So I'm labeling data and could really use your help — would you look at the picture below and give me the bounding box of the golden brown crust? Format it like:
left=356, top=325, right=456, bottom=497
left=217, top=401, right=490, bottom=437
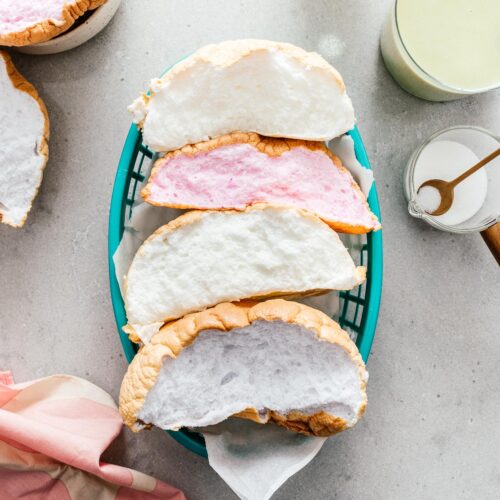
left=194, top=41, right=346, bottom=90
left=142, top=132, right=381, bottom=234
left=159, top=40, right=343, bottom=86
left=88, top=0, right=108, bottom=8
left=122, top=288, right=332, bottom=345
left=271, top=410, right=351, bottom=436
left=0, top=51, right=50, bottom=228
left=235, top=403, right=363, bottom=436
left=148, top=132, right=338, bottom=162
left=0, top=0, right=108, bottom=47
left=119, top=299, right=367, bottom=436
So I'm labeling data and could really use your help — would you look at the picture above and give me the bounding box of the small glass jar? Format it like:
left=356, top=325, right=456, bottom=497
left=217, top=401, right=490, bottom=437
left=380, top=0, right=500, bottom=101
left=404, top=126, right=500, bottom=233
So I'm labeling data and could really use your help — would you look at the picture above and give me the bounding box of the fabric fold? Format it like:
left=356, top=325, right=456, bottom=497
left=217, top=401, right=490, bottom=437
left=0, top=371, right=184, bottom=500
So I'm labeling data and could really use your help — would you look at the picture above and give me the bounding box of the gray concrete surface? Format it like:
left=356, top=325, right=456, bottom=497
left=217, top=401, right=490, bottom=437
left=1, top=1, right=499, bottom=498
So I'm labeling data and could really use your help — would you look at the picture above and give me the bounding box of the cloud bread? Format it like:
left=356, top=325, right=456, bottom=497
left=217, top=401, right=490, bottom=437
left=129, top=39, right=355, bottom=152
left=119, top=299, right=368, bottom=436
left=143, top=132, right=380, bottom=234
left=124, top=205, right=365, bottom=343
left=0, top=0, right=107, bottom=46
left=0, top=51, right=49, bottom=227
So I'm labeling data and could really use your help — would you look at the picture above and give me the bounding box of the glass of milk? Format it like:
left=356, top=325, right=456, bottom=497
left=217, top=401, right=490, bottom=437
left=381, top=0, right=500, bottom=101
left=404, top=126, right=500, bottom=233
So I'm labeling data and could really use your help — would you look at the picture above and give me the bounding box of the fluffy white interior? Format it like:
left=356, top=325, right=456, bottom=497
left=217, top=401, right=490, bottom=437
left=139, top=320, right=365, bottom=429
left=125, top=207, right=364, bottom=342
left=130, top=47, right=355, bottom=152
left=0, top=57, right=45, bottom=227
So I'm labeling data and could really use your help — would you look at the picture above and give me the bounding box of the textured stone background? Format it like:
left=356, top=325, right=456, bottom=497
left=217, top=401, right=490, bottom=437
left=1, top=1, right=499, bottom=498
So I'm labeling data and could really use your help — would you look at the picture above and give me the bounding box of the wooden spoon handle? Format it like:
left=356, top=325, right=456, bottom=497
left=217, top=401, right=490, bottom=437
left=451, top=148, right=500, bottom=187
left=481, top=221, right=500, bottom=265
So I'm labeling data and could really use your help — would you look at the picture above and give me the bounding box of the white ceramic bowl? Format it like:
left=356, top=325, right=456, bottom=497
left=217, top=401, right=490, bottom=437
left=16, top=0, right=122, bottom=55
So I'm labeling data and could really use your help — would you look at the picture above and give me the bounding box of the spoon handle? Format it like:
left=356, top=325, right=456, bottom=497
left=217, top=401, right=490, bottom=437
left=450, top=148, right=500, bottom=187
left=481, top=221, right=500, bottom=266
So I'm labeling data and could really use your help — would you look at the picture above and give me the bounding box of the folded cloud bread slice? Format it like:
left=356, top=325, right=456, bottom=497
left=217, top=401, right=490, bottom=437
left=124, top=205, right=366, bottom=343
left=129, top=39, right=355, bottom=152
left=142, top=132, right=380, bottom=234
left=119, top=299, right=368, bottom=436
left=0, top=51, right=49, bottom=227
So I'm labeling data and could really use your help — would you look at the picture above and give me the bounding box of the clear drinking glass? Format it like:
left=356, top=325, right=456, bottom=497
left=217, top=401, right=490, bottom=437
left=380, top=0, right=500, bottom=101
left=404, top=126, right=500, bottom=233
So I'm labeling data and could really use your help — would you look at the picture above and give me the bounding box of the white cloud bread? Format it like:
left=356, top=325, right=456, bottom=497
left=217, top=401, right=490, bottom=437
left=0, top=51, right=49, bottom=228
left=119, top=299, right=368, bottom=435
left=129, top=39, right=355, bottom=152
left=124, top=205, right=366, bottom=343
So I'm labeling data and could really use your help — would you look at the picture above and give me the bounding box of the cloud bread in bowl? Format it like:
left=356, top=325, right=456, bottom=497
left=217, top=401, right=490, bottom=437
left=119, top=299, right=368, bottom=436
left=124, top=205, right=366, bottom=343
left=0, top=0, right=107, bottom=46
left=142, top=132, right=380, bottom=234
left=0, top=51, right=49, bottom=227
left=129, top=39, right=355, bottom=152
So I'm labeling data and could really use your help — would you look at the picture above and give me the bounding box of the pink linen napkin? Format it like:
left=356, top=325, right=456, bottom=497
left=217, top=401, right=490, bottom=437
left=0, top=371, right=185, bottom=500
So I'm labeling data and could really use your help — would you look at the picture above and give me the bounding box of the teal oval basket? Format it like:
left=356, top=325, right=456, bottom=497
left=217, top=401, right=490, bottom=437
left=108, top=125, right=383, bottom=459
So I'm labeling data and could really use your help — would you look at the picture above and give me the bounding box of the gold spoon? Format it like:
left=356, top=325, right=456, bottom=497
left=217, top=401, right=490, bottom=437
left=417, top=147, right=500, bottom=216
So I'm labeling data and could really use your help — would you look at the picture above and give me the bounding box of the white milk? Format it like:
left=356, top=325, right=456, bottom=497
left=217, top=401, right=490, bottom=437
left=381, top=0, right=500, bottom=101
left=413, top=141, right=488, bottom=226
